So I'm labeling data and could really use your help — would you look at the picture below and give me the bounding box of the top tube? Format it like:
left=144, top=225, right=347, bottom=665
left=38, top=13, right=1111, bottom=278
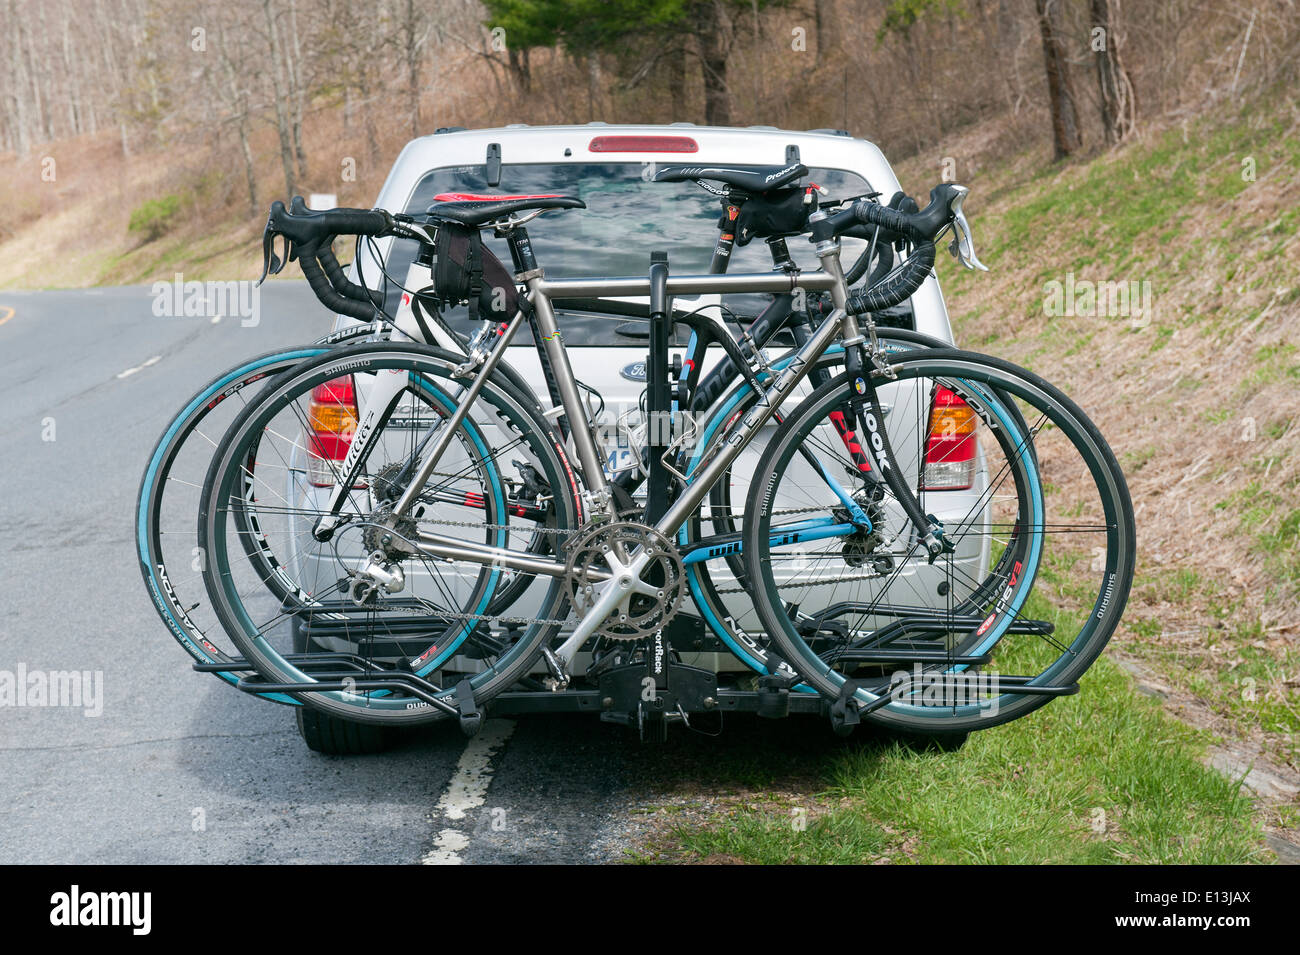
left=537, top=269, right=839, bottom=300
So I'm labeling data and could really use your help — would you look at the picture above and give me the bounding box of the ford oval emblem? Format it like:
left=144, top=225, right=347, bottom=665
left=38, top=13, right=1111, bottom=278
left=620, top=361, right=647, bottom=382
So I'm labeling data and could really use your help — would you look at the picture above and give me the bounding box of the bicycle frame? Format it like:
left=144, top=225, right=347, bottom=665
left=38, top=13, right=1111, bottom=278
left=341, top=234, right=863, bottom=667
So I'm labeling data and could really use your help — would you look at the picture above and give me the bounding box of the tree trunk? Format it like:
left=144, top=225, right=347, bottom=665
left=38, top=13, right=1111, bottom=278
left=6, top=0, right=31, bottom=156
left=666, top=43, right=687, bottom=121
left=815, top=0, right=833, bottom=56
left=287, top=0, right=309, bottom=183
left=218, top=19, right=259, bottom=216
left=1036, top=0, right=1082, bottom=159
left=357, top=72, right=380, bottom=166
left=238, top=113, right=258, bottom=216
left=17, top=10, right=45, bottom=148
left=507, top=46, right=531, bottom=92
left=587, top=54, right=600, bottom=122
left=1090, top=0, right=1138, bottom=145
left=695, top=0, right=731, bottom=126
left=405, top=0, right=422, bottom=136
left=260, top=0, right=297, bottom=197
left=62, top=12, right=83, bottom=136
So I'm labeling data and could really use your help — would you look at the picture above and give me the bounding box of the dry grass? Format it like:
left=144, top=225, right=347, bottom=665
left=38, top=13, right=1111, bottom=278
left=0, top=41, right=508, bottom=290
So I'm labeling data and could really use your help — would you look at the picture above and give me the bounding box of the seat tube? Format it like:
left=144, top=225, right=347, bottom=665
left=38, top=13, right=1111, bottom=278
left=708, top=201, right=739, bottom=273
left=525, top=275, right=614, bottom=509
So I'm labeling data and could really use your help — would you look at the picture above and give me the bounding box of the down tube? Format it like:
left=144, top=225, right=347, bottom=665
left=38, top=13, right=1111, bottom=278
left=652, top=307, right=847, bottom=538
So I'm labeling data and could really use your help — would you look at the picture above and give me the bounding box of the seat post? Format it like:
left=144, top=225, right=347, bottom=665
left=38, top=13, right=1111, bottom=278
left=646, top=251, right=672, bottom=524
left=709, top=199, right=740, bottom=274
left=503, top=224, right=538, bottom=274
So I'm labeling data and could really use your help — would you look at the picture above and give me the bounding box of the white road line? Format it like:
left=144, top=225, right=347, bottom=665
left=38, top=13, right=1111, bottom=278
left=421, top=718, right=516, bottom=865
left=116, top=355, right=162, bottom=379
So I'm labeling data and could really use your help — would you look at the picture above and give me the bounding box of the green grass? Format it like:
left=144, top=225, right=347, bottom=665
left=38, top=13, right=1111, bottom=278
left=664, top=804, right=893, bottom=864
left=657, top=657, right=1266, bottom=864
left=1217, top=481, right=1300, bottom=585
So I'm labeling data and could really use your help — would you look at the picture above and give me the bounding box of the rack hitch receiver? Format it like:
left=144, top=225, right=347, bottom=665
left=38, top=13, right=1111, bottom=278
left=596, top=631, right=717, bottom=741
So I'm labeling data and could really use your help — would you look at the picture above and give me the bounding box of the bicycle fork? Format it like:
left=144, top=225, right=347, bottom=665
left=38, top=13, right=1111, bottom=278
left=840, top=340, right=953, bottom=563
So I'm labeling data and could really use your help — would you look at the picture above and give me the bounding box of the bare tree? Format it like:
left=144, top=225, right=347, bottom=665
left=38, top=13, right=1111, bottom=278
left=259, top=0, right=298, bottom=196
left=1037, top=0, right=1083, bottom=159
left=398, top=0, right=433, bottom=135
left=695, top=0, right=732, bottom=126
left=286, top=0, right=310, bottom=183
left=665, top=41, right=688, bottom=121
left=814, top=0, right=835, bottom=57
left=1090, top=0, right=1137, bottom=144
left=213, top=15, right=260, bottom=214
left=4, top=0, right=32, bottom=156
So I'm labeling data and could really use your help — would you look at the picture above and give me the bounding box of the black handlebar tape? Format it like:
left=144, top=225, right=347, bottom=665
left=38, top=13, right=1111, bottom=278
left=853, top=183, right=962, bottom=243
left=846, top=240, right=936, bottom=315
left=315, top=208, right=391, bottom=235
left=853, top=201, right=918, bottom=240
left=317, top=243, right=381, bottom=306
left=273, top=197, right=393, bottom=244
left=299, top=250, right=376, bottom=321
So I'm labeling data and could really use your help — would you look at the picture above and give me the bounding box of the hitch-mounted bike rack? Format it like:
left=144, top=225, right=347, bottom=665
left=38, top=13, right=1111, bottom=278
left=195, top=253, right=1083, bottom=742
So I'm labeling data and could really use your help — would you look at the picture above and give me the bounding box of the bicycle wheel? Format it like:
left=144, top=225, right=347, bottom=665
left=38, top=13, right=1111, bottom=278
left=138, top=345, right=339, bottom=699
left=683, top=335, right=1038, bottom=683
left=743, top=350, right=1135, bottom=733
left=198, top=343, right=581, bottom=725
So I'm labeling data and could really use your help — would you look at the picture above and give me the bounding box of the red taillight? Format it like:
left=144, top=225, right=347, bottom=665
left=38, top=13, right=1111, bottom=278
left=312, top=378, right=355, bottom=407
left=307, top=377, right=364, bottom=487
left=588, top=135, right=699, bottom=153
left=923, top=387, right=977, bottom=490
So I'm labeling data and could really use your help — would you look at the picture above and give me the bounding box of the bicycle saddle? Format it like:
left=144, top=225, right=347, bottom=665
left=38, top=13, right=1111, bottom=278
left=653, top=163, right=808, bottom=194
left=426, top=193, right=585, bottom=226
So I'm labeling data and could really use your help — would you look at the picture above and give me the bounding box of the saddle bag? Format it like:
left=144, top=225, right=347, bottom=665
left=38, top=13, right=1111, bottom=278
left=430, top=223, right=519, bottom=320
left=730, top=188, right=811, bottom=245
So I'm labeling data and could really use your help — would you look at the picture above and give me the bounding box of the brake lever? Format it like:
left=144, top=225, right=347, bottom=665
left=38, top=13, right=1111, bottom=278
left=939, top=185, right=988, bottom=272
left=950, top=210, right=988, bottom=271
left=257, top=218, right=285, bottom=286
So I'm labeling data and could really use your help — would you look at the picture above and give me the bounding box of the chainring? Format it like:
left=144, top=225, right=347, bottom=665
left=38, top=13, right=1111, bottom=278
left=563, top=521, right=686, bottom=642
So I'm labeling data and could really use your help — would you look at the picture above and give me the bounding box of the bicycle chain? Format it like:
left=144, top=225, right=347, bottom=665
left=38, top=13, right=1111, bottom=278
left=347, top=505, right=839, bottom=631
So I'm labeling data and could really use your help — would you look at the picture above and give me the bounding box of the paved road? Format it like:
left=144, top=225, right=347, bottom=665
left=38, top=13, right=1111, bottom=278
left=0, top=284, right=842, bottom=864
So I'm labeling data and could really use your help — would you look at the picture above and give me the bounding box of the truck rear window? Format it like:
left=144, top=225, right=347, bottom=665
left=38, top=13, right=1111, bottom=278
left=372, top=162, right=872, bottom=337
